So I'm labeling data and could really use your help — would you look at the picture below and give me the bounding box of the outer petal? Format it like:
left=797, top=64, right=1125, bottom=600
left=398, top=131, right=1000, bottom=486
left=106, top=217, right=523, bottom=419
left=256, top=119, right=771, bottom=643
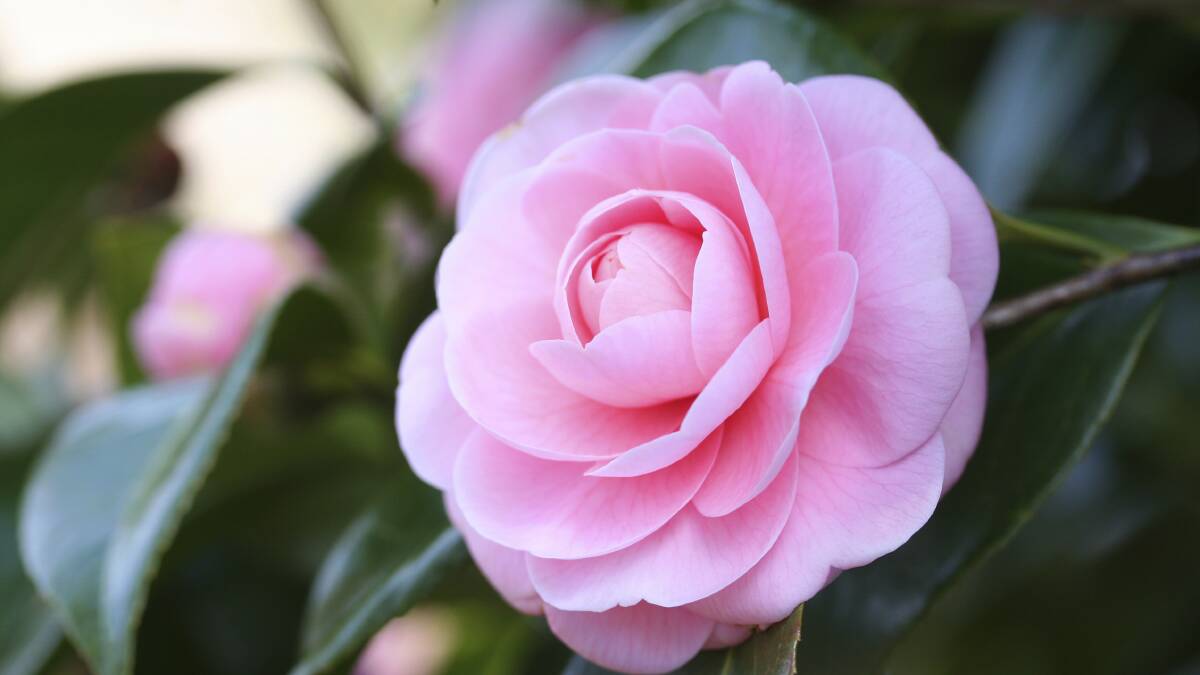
left=454, top=429, right=718, bottom=560
left=545, top=604, right=713, bottom=675
left=692, top=252, right=857, bottom=517
left=396, top=313, right=475, bottom=489
left=445, top=496, right=542, bottom=615
left=940, top=325, right=988, bottom=492
left=921, top=152, right=999, bottom=323
left=718, top=62, right=838, bottom=268
left=527, top=453, right=797, bottom=611
left=800, top=75, right=997, bottom=322
left=689, top=434, right=945, bottom=626
left=531, top=311, right=707, bottom=408
left=799, top=148, right=969, bottom=468
left=458, top=76, right=661, bottom=221
left=445, top=299, right=688, bottom=460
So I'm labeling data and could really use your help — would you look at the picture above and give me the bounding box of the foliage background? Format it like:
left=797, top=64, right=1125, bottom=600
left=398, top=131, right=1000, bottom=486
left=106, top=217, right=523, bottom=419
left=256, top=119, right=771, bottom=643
left=1, top=1, right=1199, bottom=674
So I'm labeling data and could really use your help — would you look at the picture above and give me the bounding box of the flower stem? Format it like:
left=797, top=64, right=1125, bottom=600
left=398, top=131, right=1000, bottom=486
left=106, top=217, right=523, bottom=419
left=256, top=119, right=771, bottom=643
left=982, top=242, right=1200, bottom=330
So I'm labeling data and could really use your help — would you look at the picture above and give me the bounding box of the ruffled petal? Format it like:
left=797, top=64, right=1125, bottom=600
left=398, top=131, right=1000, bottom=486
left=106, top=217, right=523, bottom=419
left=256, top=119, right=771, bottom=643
left=940, top=326, right=988, bottom=492
left=689, top=434, right=945, bottom=626
left=396, top=313, right=475, bottom=489
left=545, top=604, right=714, bottom=675
left=528, top=452, right=797, bottom=610
left=454, top=429, right=718, bottom=560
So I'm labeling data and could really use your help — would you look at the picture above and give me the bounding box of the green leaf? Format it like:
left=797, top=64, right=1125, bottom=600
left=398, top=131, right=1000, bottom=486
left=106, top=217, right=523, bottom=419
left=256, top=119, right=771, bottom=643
left=792, top=282, right=1167, bottom=674
left=0, top=458, right=59, bottom=675
left=563, top=607, right=803, bottom=675
left=291, top=493, right=466, bottom=675
left=18, top=301, right=280, bottom=675
left=618, top=0, right=884, bottom=82
left=91, top=214, right=181, bottom=385
left=294, top=138, right=445, bottom=360
left=0, top=70, right=225, bottom=309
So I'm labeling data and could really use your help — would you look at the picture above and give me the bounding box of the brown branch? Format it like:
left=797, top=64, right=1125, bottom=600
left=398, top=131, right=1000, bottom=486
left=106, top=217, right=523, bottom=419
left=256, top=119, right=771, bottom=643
left=981, top=243, right=1200, bottom=331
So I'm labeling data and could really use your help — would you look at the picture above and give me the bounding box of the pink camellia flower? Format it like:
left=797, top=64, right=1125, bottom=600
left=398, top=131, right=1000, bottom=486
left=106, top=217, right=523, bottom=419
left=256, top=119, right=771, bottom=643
left=132, top=228, right=316, bottom=380
left=396, top=61, right=998, bottom=673
left=402, top=0, right=600, bottom=204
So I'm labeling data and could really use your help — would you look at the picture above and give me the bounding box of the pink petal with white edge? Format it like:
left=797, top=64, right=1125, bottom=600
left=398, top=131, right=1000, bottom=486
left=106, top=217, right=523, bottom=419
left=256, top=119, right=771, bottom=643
left=454, top=429, right=718, bottom=560
left=689, top=434, right=945, bottom=626
left=528, top=452, right=797, bottom=611
left=444, top=496, right=541, bottom=615
left=940, top=326, right=988, bottom=492
left=545, top=604, right=714, bottom=675
left=587, top=319, right=774, bottom=477
left=458, top=76, right=662, bottom=222
left=395, top=312, right=475, bottom=489
left=796, top=148, right=969, bottom=467
left=718, top=62, right=839, bottom=268
left=800, top=75, right=997, bottom=323
left=444, top=299, right=688, bottom=460
left=693, top=252, right=858, bottom=517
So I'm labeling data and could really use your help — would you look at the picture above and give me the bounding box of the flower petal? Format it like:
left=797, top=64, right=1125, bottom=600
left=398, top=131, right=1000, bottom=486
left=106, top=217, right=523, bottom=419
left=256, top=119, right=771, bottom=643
left=458, top=76, right=661, bottom=221
left=445, top=495, right=541, bottom=615
left=941, top=325, right=988, bottom=492
left=528, top=452, right=797, bottom=610
left=396, top=313, right=475, bottom=489
left=689, top=434, right=945, bottom=626
left=454, top=429, right=718, bottom=560
left=693, top=252, right=858, bottom=517
left=545, top=604, right=714, bottom=675
left=444, top=299, right=688, bottom=460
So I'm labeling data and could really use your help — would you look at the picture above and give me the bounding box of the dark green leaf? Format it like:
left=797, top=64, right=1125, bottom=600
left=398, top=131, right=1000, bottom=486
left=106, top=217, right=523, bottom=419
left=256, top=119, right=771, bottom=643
left=294, top=139, right=445, bottom=360
left=291, top=493, right=466, bottom=675
left=18, top=301, right=279, bottom=675
left=793, top=282, right=1167, bottom=674
left=0, top=458, right=59, bottom=675
left=91, top=214, right=181, bottom=385
left=0, top=70, right=225, bottom=308
left=619, top=0, right=883, bottom=82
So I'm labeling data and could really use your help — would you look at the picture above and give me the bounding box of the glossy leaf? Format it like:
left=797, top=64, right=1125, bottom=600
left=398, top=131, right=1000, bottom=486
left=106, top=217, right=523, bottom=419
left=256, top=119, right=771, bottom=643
left=91, top=214, right=181, bottom=385
left=0, top=458, right=59, bottom=675
left=619, top=0, right=884, bottom=82
left=793, top=282, right=1167, bottom=674
left=294, top=139, right=445, bottom=360
left=0, top=70, right=224, bottom=308
left=291, top=493, right=466, bottom=675
left=18, top=302, right=280, bottom=675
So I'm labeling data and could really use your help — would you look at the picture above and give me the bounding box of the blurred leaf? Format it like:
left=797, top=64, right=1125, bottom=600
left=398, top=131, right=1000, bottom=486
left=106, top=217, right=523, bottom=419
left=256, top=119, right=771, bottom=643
left=957, top=17, right=1123, bottom=209
left=18, top=300, right=279, bottom=675
left=619, top=0, right=884, bottom=81
left=91, top=214, right=181, bottom=385
left=0, top=458, right=59, bottom=675
left=563, top=607, right=803, bottom=675
left=793, top=282, right=1167, bottom=674
left=0, top=70, right=225, bottom=309
left=291, top=494, right=466, bottom=675
left=294, top=139, right=444, bottom=361
left=1019, top=209, right=1200, bottom=253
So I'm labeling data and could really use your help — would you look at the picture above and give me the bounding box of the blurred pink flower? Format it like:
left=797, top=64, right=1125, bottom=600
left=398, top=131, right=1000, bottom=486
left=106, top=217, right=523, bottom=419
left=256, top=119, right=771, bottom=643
left=396, top=60, right=998, bottom=673
left=352, top=609, right=455, bottom=675
left=132, top=227, right=316, bottom=380
left=401, top=0, right=600, bottom=205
